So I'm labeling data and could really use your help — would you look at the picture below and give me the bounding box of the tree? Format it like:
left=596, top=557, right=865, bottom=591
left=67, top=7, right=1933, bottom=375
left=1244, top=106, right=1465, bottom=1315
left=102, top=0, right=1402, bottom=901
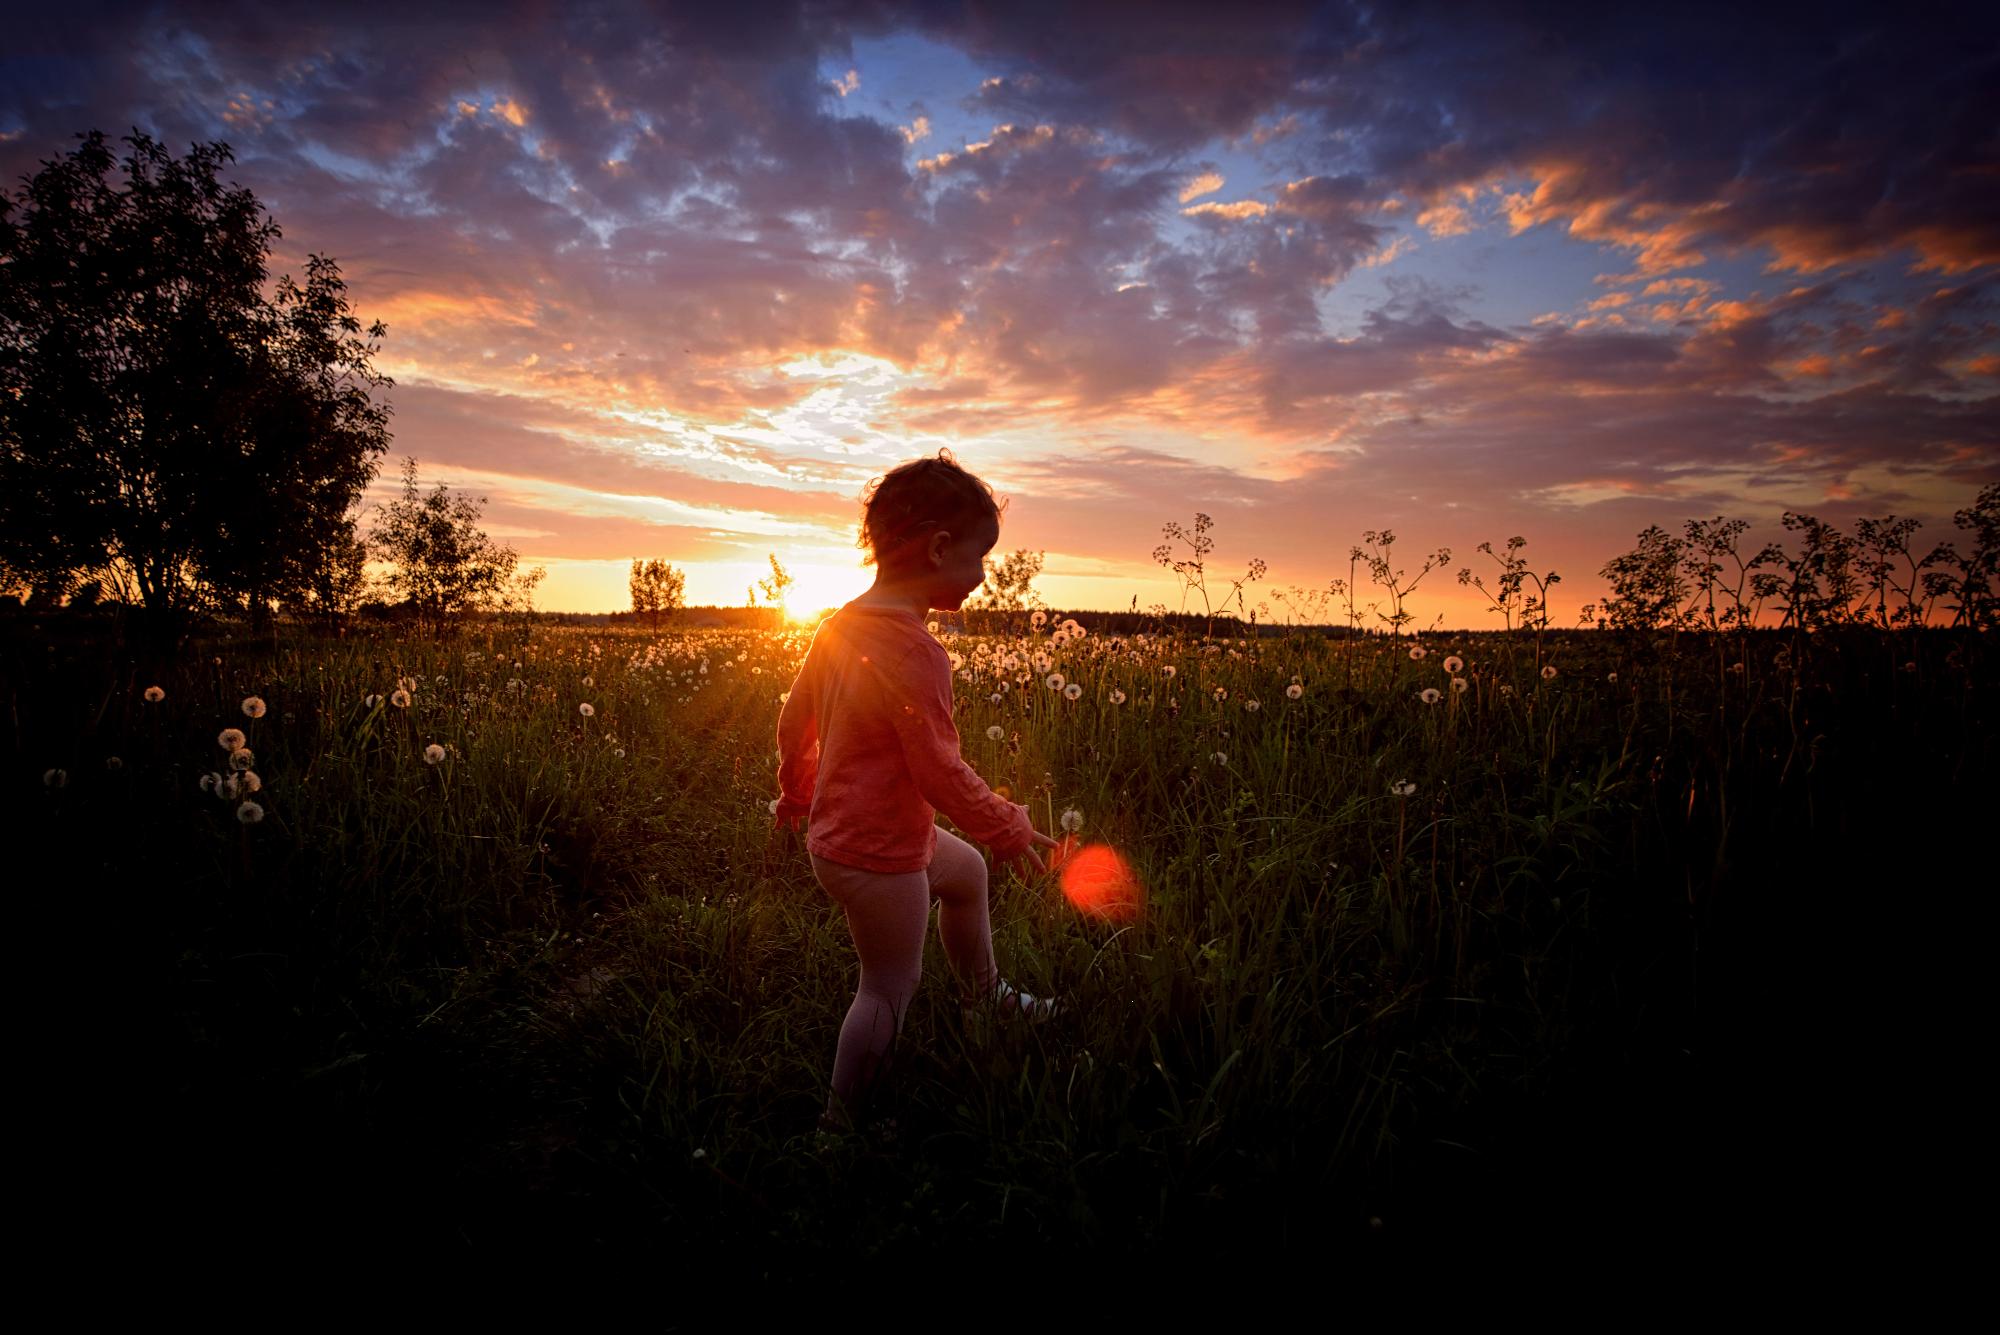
left=0, top=129, right=393, bottom=650
left=367, top=456, right=521, bottom=629
left=966, top=548, right=1046, bottom=611
left=630, top=557, right=685, bottom=629
left=1598, top=525, right=1690, bottom=632
left=755, top=553, right=793, bottom=614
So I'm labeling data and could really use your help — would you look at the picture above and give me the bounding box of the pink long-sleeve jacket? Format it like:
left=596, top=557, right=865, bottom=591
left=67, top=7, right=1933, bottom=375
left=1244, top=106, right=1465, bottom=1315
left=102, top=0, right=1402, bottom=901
left=775, top=602, right=1035, bottom=873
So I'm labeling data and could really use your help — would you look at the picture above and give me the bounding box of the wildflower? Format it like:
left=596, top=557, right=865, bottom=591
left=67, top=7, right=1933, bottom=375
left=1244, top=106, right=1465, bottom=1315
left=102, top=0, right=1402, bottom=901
left=1419, top=687, right=1442, bottom=705
left=1408, top=645, right=1428, bottom=661
left=241, top=695, right=267, bottom=719
left=1450, top=677, right=1468, bottom=695
left=583, top=675, right=595, bottom=687
left=1210, top=751, right=1228, bottom=766
left=43, top=768, right=66, bottom=788
left=390, top=689, right=412, bottom=708
left=1540, top=665, right=1557, bottom=680
left=1045, top=673, right=1065, bottom=691
left=1063, top=682, right=1083, bottom=700
left=143, top=686, right=165, bottom=703
left=1110, top=689, right=1127, bottom=705
left=1244, top=699, right=1260, bottom=712
left=986, top=725, right=1005, bottom=741
left=105, top=756, right=123, bottom=771
left=236, top=800, right=264, bottom=824
left=423, top=743, right=446, bottom=765
left=1060, top=808, right=1083, bottom=834
left=1286, top=683, right=1304, bottom=700
left=1213, top=686, right=1228, bottom=702
left=230, top=748, right=254, bottom=771
left=1442, top=656, right=1463, bottom=674
left=240, top=771, right=262, bottom=793
left=1390, top=780, right=1416, bottom=797
left=218, top=727, right=246, bottom=751
left=579, top=702, right=596, bottom=717
left=1163, top=665, right=1177, bottom=678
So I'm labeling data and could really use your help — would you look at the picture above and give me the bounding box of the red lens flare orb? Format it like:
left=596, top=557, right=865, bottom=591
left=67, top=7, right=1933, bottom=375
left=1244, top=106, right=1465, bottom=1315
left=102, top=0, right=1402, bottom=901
left=1054, top=839, right=1144, bottom=922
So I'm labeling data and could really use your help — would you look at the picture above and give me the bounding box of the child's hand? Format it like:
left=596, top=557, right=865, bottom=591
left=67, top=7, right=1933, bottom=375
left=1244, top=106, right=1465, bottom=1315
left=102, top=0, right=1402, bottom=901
left=996, top=829, right=1060, bottom=879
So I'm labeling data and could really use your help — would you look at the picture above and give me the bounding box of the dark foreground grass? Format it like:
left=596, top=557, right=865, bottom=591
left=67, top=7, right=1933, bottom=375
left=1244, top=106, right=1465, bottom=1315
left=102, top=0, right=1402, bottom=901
left=14, top=613, right=1984, bottom=1268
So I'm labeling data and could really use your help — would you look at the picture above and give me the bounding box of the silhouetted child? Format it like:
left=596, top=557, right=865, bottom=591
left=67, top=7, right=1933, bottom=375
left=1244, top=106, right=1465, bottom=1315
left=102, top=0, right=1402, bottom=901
left=774, top=448, right=1061, bottom=1139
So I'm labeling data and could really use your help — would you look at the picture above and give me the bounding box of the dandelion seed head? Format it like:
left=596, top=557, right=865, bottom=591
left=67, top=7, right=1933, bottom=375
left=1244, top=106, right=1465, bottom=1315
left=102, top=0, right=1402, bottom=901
left=1286, top=683, right=1304, bottom=700
left=143, top=686, right=165, bottom=703
left=240, top=770, right=262, bottom=792
left=1213, top=686, right=1228, bottom=702
left=986, top=725, right=1004, bottom=741
left=1030, top=610, right=1047, bottom=629
left=105, top=755, right=123, bottom=771
left=583, top=675, right=594, bottom=687
left=1390, top=780, right=1416, bottom=797
left=1408, top=645, right=1428, bottom=661
left=1045, top=672, right=1065, bottom=691
left=579, top=702, right=596, bottom=717
left=199, top=773, right=216, bottom=793
left=1063, top=682, right=1082, bottom=700
left=1244, top=699, right=1260, bottom=711
left=1060, top=808, right=1083, bottom=833
left=390, top=689, right=412, bottom=708
left=1450, top=676, right=1468, bottom=694
left=1419, top=687, right=1442, bottom=705
left=1442, top=656, right=1463, bottom=674
left=217, top=727, right=246, bottom=751
left=1110, top=688, right=1127, bottom=705
left=423, top=743, right=446, bottom=765
left=1163, top=665, right=1177, bottom=678
left=1210, top=751, right=1227, bottom=766
left=230, top=747, right=254, bottom=771
left=43, top=768, right=66, bottom=788
left=236, top=800, right=264, bottom=824
left=615, top=748, right=626, bottom=758
left=398, top=676, right=418, bottom=694
left=364, top=693, right=383, bottom=708
left=1541, top=665, right=1557, bottom=680
left=1606, top=671, right=1618, bottom=682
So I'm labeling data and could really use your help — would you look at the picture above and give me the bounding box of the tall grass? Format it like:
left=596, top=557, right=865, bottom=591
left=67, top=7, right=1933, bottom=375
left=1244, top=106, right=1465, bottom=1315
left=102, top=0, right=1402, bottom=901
left=12, top=607, right=1988, bottom=1257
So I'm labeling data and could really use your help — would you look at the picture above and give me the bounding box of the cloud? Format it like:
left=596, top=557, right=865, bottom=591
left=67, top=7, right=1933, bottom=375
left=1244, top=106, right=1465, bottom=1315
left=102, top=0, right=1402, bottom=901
left=1179, top=169, right=1223, bottom=203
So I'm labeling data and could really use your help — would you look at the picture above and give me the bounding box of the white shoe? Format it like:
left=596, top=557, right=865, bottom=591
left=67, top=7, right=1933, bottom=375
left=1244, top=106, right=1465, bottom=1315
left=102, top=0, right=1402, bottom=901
left=989, top=979, right=1062, bottom=1022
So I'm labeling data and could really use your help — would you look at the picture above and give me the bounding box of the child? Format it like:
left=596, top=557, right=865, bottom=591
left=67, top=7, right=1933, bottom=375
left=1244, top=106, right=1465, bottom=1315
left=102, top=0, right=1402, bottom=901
left=773, top=448, right=1062, bottom=1138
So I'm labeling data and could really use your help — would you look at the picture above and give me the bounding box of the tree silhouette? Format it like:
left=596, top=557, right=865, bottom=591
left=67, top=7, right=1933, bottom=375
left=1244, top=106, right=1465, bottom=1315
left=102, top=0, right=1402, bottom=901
left=0, top=129, right=393, bottom=650
left=367, top=456, right=521, bottom=629
left=629, top=557, right=685, bottom=630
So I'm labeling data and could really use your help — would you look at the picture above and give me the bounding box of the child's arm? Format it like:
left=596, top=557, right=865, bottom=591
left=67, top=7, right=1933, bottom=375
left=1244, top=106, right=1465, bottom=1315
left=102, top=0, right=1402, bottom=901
left=774, top=659, right=818, bottom=831
left=884, top=643, right=1036, bottom=860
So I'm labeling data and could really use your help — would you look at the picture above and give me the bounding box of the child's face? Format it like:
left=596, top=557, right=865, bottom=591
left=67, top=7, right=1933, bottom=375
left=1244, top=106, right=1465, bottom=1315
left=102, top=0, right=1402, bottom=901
left=927, top=514, right=999, bottom=610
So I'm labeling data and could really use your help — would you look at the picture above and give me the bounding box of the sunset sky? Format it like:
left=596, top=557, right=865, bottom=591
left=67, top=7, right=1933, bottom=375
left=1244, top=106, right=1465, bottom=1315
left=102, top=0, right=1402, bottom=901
left=4, top=2, right=1996, bottom=622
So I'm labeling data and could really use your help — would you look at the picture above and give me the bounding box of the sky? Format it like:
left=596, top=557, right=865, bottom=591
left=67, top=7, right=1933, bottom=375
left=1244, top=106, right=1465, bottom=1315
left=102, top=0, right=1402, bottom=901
left=3, top=0, right=1996, bottom=623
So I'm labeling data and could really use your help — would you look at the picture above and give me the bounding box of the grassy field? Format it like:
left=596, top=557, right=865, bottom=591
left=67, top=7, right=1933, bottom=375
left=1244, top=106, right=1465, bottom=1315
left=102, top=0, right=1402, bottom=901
left=15, top=608, right=1986, bottom=1264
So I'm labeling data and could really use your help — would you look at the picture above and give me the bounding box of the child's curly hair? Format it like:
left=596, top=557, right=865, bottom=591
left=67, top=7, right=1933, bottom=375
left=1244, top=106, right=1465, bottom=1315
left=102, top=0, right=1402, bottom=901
left=856, top=447, right=1007, bottom=571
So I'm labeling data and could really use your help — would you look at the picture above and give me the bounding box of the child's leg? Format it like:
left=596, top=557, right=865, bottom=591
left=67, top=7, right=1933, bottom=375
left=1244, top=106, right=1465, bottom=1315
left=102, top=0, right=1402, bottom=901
left=926, top=827, right=999, bottom=1005
left=811, top=854, right=930, bottom=1127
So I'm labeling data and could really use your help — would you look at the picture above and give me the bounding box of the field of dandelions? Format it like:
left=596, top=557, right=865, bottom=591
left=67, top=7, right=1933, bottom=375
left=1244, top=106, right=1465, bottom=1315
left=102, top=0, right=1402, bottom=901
left=20, top=603, right=1990, bottom=1259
